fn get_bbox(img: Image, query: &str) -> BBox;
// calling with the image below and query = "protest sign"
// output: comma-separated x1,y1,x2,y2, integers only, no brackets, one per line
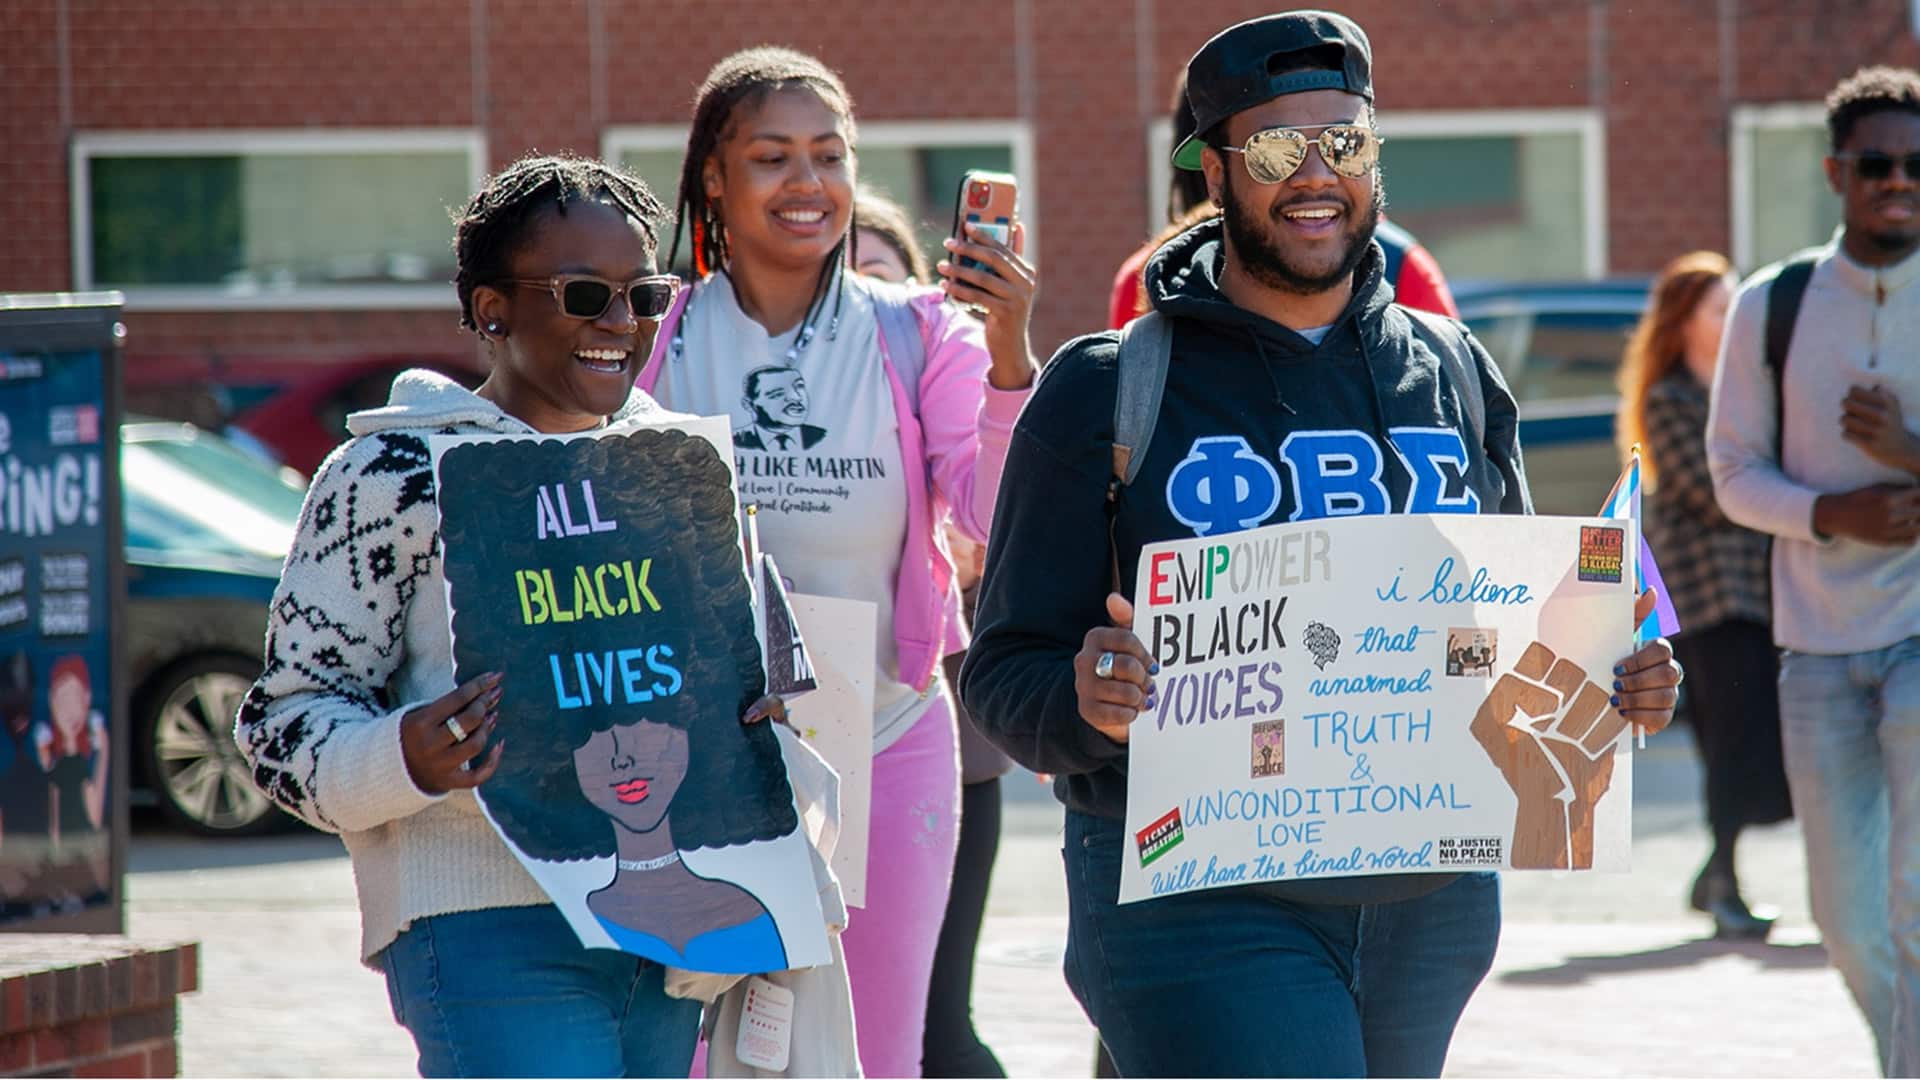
785,594,875,906
433,416,829,973
757,553,818,697
1120,513,1637,904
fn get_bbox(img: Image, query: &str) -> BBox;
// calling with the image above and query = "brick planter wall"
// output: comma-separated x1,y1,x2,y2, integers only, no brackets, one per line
0,938,197,1079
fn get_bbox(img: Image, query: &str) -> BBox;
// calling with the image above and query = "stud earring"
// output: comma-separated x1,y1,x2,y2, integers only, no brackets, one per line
484,321,503,336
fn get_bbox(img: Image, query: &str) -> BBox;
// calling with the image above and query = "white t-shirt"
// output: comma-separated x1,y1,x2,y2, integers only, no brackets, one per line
654,272,932,750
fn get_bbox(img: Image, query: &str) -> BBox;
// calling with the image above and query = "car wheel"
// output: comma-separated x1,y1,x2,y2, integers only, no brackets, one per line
138,655,282,836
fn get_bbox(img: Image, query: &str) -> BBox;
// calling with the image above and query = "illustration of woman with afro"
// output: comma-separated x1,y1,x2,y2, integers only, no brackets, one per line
485,666,799,972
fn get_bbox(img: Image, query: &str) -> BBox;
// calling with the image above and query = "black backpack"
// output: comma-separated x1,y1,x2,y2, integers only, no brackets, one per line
1763,249,1821,449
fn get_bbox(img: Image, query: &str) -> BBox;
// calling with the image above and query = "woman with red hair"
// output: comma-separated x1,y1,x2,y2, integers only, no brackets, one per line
1617,250,1792,939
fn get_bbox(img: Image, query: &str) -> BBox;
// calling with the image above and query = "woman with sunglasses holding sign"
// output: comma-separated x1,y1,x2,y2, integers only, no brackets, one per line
237,154,787,1077
633,47,1037,1078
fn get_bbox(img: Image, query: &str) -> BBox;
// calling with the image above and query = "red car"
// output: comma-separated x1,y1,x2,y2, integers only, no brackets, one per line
124,353,485,476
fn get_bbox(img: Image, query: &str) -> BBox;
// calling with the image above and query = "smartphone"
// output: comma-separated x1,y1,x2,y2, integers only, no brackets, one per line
950,170,1019,276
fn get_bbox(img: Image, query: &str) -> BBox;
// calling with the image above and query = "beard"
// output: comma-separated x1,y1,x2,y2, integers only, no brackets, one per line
1221,166,1384,295
1866,225,1920,254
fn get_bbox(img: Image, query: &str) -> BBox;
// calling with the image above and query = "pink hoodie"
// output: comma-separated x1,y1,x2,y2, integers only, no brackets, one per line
638,276,1030,692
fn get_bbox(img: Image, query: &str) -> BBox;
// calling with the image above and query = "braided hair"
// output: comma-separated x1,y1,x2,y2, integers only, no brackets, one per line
670,46,857,284
452,153,667,333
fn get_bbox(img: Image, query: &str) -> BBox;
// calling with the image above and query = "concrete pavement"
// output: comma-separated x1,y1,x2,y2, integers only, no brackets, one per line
122,726,1877,1077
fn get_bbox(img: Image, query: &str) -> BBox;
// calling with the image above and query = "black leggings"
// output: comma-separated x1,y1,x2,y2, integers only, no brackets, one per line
1671,619,1793,838
921,777,1007,1078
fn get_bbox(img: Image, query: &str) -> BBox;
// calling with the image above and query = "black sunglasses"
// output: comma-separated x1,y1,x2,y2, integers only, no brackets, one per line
503,274,680,321
1836,151,1920,182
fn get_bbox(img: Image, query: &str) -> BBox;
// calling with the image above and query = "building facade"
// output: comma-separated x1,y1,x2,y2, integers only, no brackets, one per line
2,0,1915,371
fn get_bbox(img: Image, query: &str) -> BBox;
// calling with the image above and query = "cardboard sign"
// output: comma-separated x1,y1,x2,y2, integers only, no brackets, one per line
1120,513,1637,904
433,416,828,973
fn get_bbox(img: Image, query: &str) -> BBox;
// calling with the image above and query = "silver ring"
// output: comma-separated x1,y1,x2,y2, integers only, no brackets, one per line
444,716,469,743
1673,660,1685,687
1094,651,1117,680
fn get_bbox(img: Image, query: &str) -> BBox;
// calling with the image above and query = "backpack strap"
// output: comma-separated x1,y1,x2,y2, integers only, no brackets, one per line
1402,307,1486,453
1765,250,1819,453
1105,310,1175,593
1109,310,1174,500
867,277,927,417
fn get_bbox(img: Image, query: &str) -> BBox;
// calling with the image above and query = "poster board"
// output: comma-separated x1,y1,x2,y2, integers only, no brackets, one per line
432,415,829,973
1120,513,1636,904
0,294,127,933
785,594,875,907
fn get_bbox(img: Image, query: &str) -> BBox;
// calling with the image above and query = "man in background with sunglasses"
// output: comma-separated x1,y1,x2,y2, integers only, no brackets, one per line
1709,66,1920,1076
965,10,1673,1076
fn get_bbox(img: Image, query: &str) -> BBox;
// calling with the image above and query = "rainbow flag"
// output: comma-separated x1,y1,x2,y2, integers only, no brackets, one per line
1598,449,1681,642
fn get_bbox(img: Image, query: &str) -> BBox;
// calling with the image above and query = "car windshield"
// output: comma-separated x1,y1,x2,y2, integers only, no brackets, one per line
123,423,306,564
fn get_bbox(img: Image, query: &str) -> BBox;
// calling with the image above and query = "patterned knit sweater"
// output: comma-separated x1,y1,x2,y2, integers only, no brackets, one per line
235,369,677,964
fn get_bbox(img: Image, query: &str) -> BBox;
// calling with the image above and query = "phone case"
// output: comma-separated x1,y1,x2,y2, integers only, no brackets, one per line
951,170,1019,274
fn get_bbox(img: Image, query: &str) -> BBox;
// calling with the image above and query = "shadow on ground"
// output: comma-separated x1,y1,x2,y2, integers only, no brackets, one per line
1498,936,1830,986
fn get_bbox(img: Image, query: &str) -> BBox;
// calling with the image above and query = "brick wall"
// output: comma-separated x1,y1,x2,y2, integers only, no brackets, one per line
0,937,197,1079
6,0,1920,363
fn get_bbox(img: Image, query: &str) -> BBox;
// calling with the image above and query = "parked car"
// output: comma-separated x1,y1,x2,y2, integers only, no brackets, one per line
124,353,483,476
1453,279,1650,516
123,419,303,835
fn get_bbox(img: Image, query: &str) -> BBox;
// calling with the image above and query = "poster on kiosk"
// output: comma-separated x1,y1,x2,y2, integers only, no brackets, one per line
0,294,128,933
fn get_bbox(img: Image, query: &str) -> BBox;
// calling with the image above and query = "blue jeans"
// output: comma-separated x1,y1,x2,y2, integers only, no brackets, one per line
378,904,701,1078
1060,811,1498,1077
1778,637,1920,1076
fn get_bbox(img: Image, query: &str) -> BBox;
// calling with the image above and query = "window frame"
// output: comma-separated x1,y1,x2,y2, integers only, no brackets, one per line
601,119,1040,263
1144,107,1607,278
70,128,487,312
1729,102,1827,270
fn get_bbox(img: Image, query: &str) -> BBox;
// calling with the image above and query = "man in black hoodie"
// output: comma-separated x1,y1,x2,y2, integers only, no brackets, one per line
960,11,1681,1077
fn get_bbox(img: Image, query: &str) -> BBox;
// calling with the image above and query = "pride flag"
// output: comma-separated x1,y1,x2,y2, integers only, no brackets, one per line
1598,448,1682,643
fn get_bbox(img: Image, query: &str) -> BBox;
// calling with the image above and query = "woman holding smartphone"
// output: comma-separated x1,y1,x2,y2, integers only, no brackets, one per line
237,154,788,1077
635,46,1038,1078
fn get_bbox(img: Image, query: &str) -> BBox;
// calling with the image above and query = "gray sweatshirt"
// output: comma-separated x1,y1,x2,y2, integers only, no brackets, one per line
1706,238,1920,654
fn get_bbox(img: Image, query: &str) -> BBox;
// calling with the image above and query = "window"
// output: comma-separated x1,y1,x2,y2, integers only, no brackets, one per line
1731,104,1837,270
602,121,1037,275
1142,109,1603,281
1379,111,1605,281
72,131,484,310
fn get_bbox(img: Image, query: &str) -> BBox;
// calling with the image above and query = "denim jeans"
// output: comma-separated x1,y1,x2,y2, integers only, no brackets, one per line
1778,637,1920,1076
378,904,701,1078
1060,810,1499,1078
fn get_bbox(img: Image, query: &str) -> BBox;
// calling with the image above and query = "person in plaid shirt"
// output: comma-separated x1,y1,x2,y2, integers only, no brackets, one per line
1618,250,1792,943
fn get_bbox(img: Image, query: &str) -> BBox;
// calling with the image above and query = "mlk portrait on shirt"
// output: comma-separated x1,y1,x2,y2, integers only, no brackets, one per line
735,365,828,451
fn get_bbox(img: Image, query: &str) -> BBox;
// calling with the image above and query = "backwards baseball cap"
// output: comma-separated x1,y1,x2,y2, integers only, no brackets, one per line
1172,10,1373,171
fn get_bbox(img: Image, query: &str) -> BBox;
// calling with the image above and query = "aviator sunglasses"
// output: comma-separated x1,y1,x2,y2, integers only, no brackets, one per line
1835,151,1920,182
1220,124,1382,184
503,274,680,321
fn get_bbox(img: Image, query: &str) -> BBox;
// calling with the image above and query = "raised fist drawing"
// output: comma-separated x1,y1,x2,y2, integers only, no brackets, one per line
1469,641,1629,869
